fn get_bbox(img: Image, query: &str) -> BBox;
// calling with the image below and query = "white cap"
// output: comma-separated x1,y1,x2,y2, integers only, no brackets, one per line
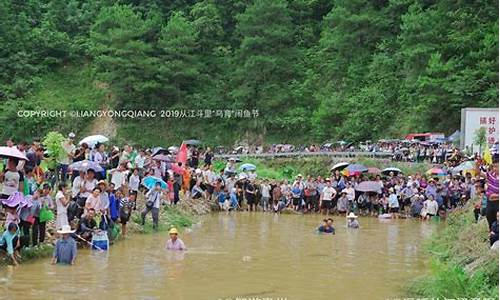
68,132,76,138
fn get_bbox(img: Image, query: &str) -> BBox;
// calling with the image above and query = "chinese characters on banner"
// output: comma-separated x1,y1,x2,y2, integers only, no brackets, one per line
479,116,498,145
461,108,499,151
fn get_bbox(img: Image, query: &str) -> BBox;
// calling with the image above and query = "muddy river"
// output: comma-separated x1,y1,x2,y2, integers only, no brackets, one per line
2,213,436,300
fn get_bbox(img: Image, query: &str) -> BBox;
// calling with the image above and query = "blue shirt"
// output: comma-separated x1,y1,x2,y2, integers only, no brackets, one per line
318,225,335,234
108,194,119,220
53,237,77,264
0,230,18,255
218,192,227,203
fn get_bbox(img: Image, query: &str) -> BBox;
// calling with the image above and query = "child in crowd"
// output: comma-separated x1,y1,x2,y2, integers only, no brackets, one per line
119,192,136,237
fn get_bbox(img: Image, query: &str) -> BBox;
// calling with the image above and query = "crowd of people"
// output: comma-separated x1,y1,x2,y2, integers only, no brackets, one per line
214,139,480,165
0,132,498,266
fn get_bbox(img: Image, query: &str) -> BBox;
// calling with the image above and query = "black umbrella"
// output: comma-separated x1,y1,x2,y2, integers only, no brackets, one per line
152,147,169,156
184,139,201,146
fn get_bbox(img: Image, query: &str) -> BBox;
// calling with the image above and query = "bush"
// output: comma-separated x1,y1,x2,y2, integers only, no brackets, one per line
407,203,499,299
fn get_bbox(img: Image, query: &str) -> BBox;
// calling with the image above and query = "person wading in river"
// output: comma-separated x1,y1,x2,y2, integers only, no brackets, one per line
52,225,77,265
166,228,186,250
318,218,335,234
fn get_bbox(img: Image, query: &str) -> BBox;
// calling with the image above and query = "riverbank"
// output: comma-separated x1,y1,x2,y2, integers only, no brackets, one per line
407,203,499,299
0,204,196,267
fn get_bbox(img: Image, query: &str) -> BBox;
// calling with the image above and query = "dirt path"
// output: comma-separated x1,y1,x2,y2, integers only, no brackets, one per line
88,82,117,138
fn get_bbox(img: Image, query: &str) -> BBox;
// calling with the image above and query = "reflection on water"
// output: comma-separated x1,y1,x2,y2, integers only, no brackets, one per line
4,213,435,300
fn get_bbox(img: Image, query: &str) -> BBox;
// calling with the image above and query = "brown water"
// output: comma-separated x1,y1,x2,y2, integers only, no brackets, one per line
1,213,436,300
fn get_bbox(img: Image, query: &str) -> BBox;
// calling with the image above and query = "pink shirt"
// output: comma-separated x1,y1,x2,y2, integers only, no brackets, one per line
166,238,186,251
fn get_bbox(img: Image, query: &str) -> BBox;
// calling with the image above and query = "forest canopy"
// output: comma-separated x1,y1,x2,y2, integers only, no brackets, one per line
0,0,498,145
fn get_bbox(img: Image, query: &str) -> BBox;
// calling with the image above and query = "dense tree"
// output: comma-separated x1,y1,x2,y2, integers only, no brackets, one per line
157,12,200,106
89,4,160,109
0,0,498,144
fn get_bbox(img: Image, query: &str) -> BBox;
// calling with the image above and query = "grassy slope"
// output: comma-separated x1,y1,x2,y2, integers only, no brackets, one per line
0,65,107,141
407,203,499,299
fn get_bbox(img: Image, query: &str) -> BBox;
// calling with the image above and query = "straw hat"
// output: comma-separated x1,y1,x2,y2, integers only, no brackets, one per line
97,180,108,187
57,225,75,234
347,212,358,219
169,228,178,235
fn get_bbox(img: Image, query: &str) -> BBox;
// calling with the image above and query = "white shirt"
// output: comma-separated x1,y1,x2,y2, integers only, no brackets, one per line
322,186,336,201
423,200,438,215
81,179,97,198
342,187,355,201
203,170,217,185
129,174,140,191
71,176,83,198
55,191,67,214
2,170,21,195
134,155,145,169
111,170,126,190
261,184,271,198
60,141,76,165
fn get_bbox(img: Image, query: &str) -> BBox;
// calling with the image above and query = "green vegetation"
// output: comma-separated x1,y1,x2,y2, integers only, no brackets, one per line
474,127,488,154
0,0,498,145
0,65,107,141
407,203,499,299
42,131,66,169
131,205,195,234
19,244,54,262
0,244,54,268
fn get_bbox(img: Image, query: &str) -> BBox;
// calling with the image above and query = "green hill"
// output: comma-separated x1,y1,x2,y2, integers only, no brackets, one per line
1,0,498,145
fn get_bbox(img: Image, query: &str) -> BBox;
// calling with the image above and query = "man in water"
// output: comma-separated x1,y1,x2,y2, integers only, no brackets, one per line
347,212,360,228
318,218,335,234
52,225,77,265
166,228,186,250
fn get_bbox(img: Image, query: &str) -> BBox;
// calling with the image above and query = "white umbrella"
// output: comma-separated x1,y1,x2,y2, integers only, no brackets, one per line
331,162,350,171
79,135,109,148
382,167,402,175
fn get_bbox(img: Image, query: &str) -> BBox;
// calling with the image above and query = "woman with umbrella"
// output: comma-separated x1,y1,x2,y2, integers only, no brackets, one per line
92,143,108,180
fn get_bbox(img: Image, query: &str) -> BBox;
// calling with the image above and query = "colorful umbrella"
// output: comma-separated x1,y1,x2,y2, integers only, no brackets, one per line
239,163,256,171
343,164,368,176
426,167,447,176
355,181,382,193
451,161,475,174
0,146,28,160
2,192,24,207
79,135,109,148
142,176,167,190
69,160,103,172
331,162,350,171
382,167,402,175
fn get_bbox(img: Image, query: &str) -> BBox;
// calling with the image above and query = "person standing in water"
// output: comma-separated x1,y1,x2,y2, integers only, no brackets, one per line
346,212,360,228
317,218,335,234
52,225,77,265
166,228,186,250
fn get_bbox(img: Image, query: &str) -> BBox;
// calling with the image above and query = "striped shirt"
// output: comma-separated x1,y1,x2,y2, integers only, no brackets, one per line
486,171,499,199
